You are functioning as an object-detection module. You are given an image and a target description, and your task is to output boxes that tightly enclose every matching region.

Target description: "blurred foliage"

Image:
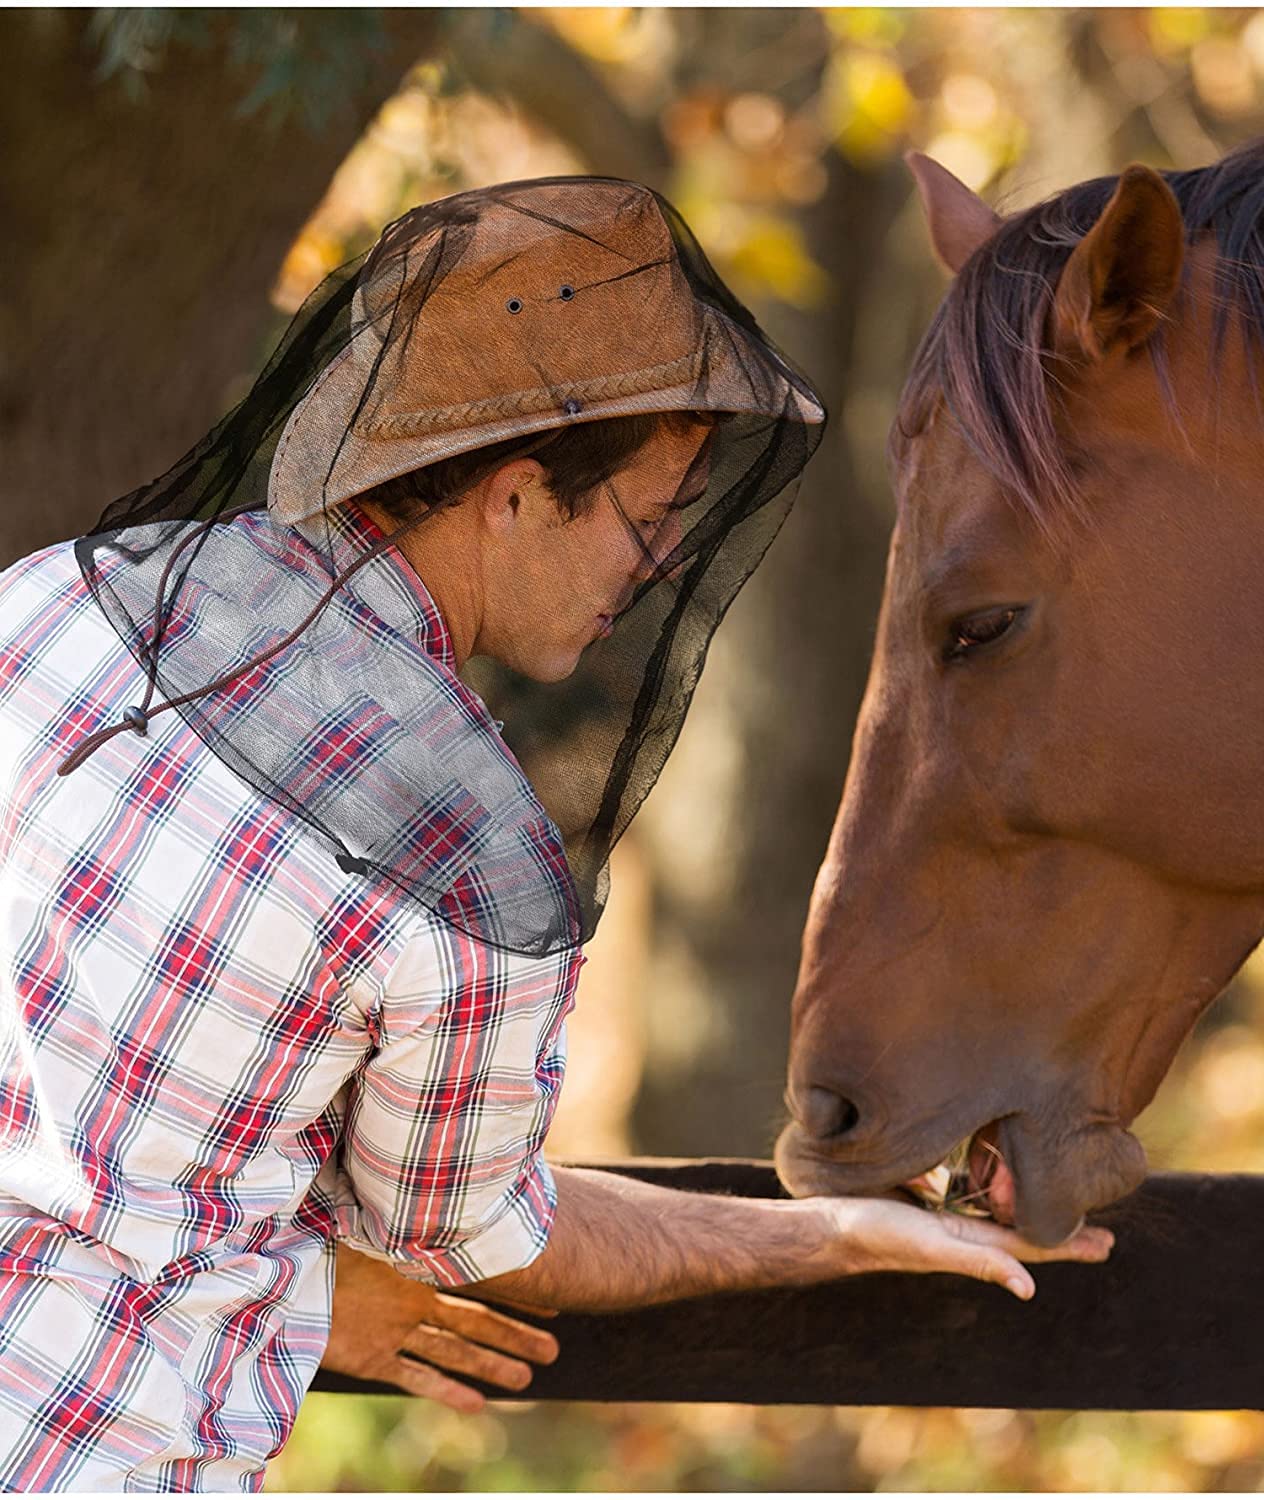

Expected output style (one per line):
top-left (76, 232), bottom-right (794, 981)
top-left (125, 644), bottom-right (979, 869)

top-left (88, 7), bottom-right (392, 131)
top-left (73, 3), bottom-right (1264, 1492)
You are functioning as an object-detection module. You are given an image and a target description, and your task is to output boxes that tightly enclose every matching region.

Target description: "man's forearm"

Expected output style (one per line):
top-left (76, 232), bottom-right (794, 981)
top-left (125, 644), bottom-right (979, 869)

top-left (475, 1165), bottom-right (851, 1312)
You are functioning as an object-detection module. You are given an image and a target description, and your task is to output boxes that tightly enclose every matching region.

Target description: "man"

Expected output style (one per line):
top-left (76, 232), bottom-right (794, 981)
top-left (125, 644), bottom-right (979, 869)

top-left (0, 178), bottom-right (1110, 1490)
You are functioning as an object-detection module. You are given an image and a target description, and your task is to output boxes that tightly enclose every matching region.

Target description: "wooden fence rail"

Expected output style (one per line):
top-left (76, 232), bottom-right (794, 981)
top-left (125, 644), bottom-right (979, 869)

top-left (313, 1160), bottom-right (1264, 1411)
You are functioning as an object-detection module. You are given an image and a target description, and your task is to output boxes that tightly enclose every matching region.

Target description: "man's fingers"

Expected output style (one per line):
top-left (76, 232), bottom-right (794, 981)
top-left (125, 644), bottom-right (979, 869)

top-left (1039, 1223), bottom-right (1115, 1261)
top-left (944, 1214), bottom-right (1115, 1263)
top-left (845, 1200), bottom-right (1114, 1298)
top-left (400, 1323), bottom-right (535, 1391)
top-left (432, 1294), bottom-right (561, 1364)
top-left (993, 1256), bottom-right (1035, 1301)
top-left (932, 1214), bottom-right (1116, 1298)
top-left (389, 1356), bottom-right (487, 1413)
top-left (485, 1297), bottom-right (560, 1320)
top-left (444, 1288), bottom-right (558, 1319)
top-left (931, 1232), bottom-right (1036, 1300)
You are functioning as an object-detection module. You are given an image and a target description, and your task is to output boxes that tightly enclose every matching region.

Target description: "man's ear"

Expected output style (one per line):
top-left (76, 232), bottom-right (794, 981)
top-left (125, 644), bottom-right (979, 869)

top-left (481, 459), bottom-right (545, 531)
top-left (1050, 164), bottom-right (1184, 363)
top-left (906, 151), bottom-right (1002, 274)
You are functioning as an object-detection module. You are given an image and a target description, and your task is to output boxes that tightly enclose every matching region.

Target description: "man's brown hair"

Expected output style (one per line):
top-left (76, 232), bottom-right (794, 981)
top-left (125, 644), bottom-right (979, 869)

top-left (358, 410), bottom-right (714, 523)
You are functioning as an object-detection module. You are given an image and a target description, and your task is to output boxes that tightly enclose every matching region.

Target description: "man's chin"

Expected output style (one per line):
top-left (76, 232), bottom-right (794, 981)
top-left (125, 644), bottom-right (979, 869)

top-left (521, 654), bottom-right (584, 684)
top-left (484, 646), bottom-right (583, 684)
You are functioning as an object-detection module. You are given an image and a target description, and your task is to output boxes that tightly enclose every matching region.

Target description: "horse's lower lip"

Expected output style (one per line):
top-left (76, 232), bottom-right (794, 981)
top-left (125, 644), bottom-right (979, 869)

top-left (1004, 1114), bottom-right (1145, 1246)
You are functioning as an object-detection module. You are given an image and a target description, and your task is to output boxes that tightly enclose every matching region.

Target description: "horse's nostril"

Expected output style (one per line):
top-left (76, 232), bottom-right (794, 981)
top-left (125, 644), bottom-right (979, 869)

top-left (801, 1085), bottom-right (860, 1140)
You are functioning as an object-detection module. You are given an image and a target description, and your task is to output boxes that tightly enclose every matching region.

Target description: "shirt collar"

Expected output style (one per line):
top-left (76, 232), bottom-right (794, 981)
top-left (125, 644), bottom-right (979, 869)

top-left (308, 501), bottom-right (457, 674)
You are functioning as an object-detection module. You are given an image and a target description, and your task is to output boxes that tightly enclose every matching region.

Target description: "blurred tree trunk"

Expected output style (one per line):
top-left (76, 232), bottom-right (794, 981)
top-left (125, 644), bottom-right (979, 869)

top-left (458, 8), bottom-right (912, 1157)
top-left (0, 9), bottom-right (439, 567)
top-left (631, 147), bottom-right (905, 1156)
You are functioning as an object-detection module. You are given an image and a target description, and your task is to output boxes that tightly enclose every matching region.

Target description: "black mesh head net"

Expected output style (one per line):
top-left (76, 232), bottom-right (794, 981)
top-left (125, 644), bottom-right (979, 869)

top-left (63, 176), bottom-right (826, 956)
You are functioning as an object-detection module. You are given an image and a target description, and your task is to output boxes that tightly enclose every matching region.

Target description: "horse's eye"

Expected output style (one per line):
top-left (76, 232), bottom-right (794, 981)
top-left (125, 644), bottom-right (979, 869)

top-left (944, 606), bottom-right (1022, 662)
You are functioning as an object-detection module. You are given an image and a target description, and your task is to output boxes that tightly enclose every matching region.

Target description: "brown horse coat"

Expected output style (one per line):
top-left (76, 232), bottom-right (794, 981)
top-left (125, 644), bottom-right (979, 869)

top-left (780, 140), bottom-right (1264, 1246)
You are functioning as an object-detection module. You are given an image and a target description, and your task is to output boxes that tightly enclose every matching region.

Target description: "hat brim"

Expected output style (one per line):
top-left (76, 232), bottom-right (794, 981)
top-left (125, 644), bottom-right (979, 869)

top-left (268, 311), bottom-right (824, 526)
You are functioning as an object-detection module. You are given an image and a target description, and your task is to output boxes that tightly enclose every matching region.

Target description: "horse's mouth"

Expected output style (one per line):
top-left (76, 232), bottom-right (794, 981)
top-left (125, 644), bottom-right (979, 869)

top-left (904, 1114), bottom-right (1148, 1244)
top-left (777, 1113), bottom-right (1147, 1247)
top-left (904, 1119), bottom-right (1017, 1223)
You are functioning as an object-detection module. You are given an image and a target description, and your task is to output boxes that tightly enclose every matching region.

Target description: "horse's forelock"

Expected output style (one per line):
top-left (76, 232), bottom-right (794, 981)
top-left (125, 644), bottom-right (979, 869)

top-left (891, 138), bottom-right (1264, 533)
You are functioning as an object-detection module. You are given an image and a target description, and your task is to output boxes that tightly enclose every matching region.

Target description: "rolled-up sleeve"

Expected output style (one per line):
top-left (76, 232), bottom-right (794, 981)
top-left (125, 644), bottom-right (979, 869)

top-left (335, 915), bottom-right (581, 1287)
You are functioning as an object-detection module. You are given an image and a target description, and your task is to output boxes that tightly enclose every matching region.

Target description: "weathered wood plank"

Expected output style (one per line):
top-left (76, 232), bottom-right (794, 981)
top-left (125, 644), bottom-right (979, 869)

top-left (313, 1162), bottom-right (1264, 1410)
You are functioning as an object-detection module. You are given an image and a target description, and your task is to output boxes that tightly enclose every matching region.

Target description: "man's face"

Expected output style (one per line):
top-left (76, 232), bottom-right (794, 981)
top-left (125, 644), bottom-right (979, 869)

top-left (487, 421), bottom-right (712, 682)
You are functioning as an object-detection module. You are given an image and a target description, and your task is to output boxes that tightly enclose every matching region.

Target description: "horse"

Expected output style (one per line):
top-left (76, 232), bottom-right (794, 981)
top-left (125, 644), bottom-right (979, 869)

top-left (776, 138), bottom-right (1264, 1248)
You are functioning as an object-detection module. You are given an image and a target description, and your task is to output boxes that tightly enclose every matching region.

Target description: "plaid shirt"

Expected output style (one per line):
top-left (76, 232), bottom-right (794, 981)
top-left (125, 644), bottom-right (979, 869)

top-left (0, 505), bottom-right (581, 1491)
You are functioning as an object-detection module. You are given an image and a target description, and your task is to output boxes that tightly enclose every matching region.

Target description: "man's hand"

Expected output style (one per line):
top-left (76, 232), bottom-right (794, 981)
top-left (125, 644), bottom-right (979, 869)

top-left (821, 1196), bottom-right (1115, 1300)
top-left (325, 1244), bottom-right (559, 1412)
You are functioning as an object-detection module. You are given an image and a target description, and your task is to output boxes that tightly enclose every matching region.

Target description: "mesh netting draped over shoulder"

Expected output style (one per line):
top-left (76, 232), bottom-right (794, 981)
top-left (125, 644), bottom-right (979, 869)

top-left (65, 177), bottom-right (826, 957)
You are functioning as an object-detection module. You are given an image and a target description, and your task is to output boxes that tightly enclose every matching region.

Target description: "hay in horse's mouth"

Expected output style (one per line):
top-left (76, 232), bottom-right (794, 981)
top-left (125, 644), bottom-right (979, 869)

top-left (902, 1120), bottom-right (1015, 1222)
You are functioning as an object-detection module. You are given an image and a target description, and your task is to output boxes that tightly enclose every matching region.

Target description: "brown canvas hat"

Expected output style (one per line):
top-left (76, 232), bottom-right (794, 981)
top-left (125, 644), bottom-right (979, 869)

top-left (269, 178), bottom-right (823, 524)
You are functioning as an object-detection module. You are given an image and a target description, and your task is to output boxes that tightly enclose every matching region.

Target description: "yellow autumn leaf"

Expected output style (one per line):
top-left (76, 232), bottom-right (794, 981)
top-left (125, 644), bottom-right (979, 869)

top-left (727, 215), bottom-right (831, 309)
top-left (822, 49), bottom-right (913, 163)
top-left (273, 229), bottom-right (347, 313)
top-left (536, 7), bottom-right (644, 65)
top-left (823, 8), bottom-right (906, 48)
top-left (1149, 6), bottom-right (1211, 56)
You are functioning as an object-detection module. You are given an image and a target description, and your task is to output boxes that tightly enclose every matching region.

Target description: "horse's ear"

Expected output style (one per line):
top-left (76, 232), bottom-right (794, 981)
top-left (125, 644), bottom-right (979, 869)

top-left (905, 152), bottom-right (1002, 274)
top-left (1051, 165), bottom-right (1184, 363)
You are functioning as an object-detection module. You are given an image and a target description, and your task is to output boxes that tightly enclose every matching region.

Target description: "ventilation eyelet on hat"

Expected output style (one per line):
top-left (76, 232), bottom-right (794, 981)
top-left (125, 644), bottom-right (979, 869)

top-left (559, 285), bottom-right (575, 301)
top-left (506, 297), bottom-right (524, 314)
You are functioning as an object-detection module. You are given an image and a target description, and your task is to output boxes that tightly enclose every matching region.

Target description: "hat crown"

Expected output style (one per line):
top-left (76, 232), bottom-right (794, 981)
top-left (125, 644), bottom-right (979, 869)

top-left (349, 180), bottom-right (700, 440)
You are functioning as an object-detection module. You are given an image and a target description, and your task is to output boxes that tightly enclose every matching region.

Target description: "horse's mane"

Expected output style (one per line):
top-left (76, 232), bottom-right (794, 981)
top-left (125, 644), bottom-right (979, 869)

top-left (891, 136), bottom-right (1264, 529)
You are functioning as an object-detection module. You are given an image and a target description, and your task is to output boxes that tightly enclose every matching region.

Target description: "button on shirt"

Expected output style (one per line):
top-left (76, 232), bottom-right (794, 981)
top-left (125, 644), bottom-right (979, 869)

top-left (0, 504), bottom-right (581, 1490)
